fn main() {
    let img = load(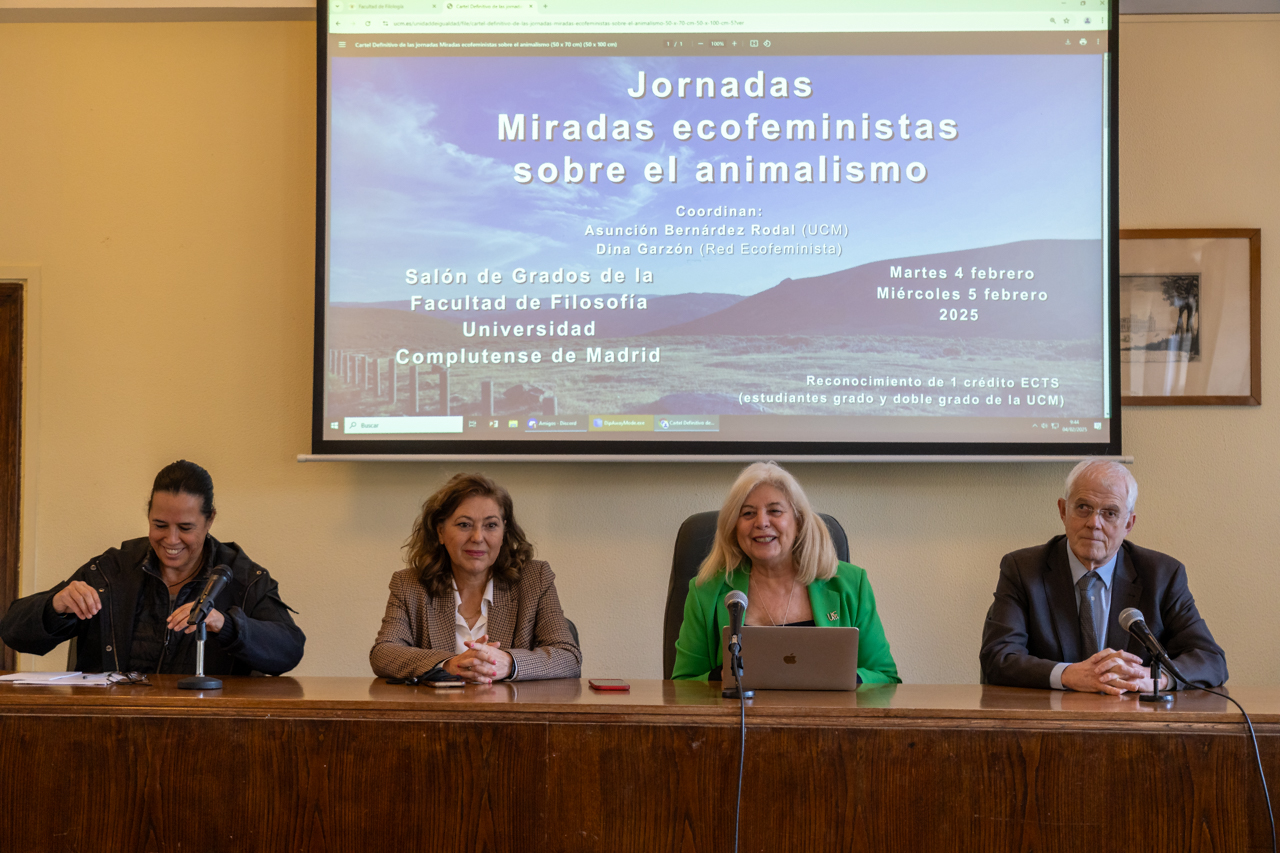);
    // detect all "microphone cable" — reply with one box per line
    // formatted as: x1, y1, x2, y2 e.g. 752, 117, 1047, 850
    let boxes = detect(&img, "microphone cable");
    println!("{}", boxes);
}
1175, 678, 1276, 853
731, 665, 748, 853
